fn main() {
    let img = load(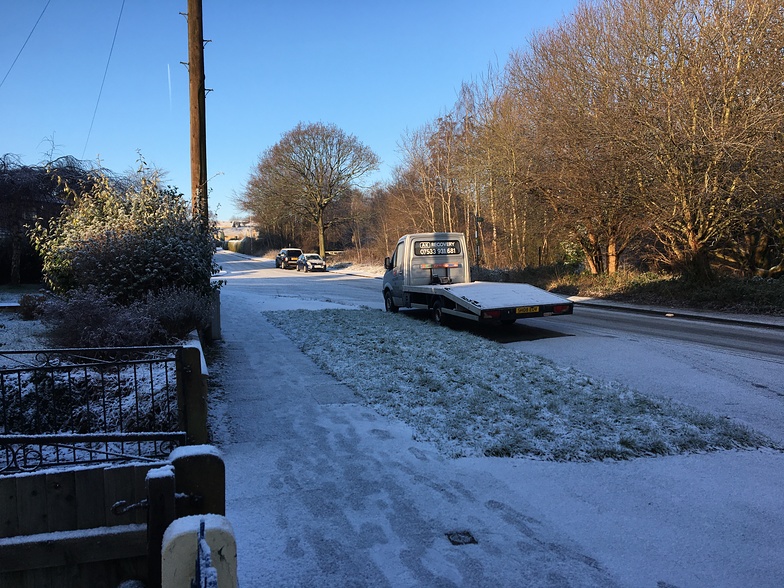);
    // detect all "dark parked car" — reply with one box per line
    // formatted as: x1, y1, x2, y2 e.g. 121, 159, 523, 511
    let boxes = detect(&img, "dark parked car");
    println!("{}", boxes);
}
296, 253, 327, 272
275, 248, 302, 269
